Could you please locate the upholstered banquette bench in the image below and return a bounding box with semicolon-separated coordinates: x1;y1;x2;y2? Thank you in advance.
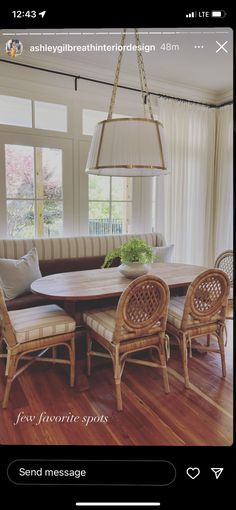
0;233;165;311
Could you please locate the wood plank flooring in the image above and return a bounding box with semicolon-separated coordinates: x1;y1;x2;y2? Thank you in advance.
0;318;233;446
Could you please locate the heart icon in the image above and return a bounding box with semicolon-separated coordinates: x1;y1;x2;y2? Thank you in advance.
186;467;200;479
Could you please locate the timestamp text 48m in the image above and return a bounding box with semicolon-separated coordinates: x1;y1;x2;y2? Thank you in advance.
160;43;180;51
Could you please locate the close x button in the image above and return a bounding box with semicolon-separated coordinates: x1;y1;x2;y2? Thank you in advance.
7;459;176;486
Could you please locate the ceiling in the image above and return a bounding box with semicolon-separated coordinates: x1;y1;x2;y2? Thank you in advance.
0;28;233;101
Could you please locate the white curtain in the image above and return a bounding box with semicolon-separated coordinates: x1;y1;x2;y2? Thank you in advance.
213;105;233;258
155;98;217;266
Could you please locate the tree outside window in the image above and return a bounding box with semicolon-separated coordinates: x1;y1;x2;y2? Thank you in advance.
88;175;132;235
5;144;63;238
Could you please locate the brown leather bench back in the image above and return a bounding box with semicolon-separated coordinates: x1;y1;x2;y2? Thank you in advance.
39;256;109;276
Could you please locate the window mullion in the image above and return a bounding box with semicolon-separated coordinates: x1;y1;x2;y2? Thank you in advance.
109;177;112;234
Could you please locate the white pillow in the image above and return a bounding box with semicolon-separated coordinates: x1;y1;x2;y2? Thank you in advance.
0;247;42;300
153;244;174;263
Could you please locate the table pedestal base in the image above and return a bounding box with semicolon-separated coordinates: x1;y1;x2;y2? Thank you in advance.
64;302;90;391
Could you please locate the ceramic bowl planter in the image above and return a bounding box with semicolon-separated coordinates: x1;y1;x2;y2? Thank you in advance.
118;262;150;279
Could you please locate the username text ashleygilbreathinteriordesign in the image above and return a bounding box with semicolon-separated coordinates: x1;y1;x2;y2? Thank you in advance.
29;43;156;53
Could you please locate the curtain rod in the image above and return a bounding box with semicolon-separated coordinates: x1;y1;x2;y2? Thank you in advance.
0;58;233;109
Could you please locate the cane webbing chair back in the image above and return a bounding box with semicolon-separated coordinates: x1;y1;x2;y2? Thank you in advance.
181;269;230;330
214;250;233;286
113;274;170;343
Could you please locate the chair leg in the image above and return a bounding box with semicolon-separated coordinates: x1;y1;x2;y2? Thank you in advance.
218;334;226;378
69;337;75;387
113;351;123;411
5;348;11;376
159;345;170;393
180;335;190;389
86;332;92;376
0;336;5;355
2;354;17;409
115;378;123;411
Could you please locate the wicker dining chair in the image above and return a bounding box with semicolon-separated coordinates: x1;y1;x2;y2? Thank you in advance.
166;269;230;389
83;274;170;411
0;288;76;408
214;250;233;316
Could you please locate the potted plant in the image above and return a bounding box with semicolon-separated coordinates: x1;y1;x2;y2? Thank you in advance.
102;236;156;278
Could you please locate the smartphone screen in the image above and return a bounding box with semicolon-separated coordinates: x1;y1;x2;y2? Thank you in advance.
0;7;234;509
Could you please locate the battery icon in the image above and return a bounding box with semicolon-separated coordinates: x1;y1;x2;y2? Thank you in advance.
211;10;226;17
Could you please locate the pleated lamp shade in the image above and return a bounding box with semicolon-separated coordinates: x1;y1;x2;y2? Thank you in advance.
85;117;168;177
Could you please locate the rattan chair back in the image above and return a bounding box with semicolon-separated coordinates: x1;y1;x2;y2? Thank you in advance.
214;250;233;286
113;274;170;343
181;269;230;330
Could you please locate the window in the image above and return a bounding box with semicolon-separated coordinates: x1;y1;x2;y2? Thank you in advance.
5;144;63;238
84;109;133;235
34;101;67;132
0;95;67;133
83;109;128;136
83;109;108;136
88;175;132;235
0;95;32;128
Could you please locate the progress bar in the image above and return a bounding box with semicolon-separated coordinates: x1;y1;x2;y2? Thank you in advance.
76;504;160;507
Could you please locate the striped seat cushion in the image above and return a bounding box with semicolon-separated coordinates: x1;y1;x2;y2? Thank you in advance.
9;304;76;344
167;296;185;329
83;308;116;343
168;296;205;329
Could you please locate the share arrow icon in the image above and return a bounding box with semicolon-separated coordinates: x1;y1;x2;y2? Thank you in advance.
211;468;224;479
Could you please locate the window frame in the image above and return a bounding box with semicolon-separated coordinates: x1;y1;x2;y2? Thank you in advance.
0;88;154;238
0;132;74;238
88;174;133;235
0;92;73;138
81;107;153;235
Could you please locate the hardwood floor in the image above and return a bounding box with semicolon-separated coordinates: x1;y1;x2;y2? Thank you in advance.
0;318;233;446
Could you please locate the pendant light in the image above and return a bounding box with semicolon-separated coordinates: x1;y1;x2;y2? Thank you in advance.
86;28;168;177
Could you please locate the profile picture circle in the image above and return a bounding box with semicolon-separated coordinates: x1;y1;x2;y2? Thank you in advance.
6;39;23;57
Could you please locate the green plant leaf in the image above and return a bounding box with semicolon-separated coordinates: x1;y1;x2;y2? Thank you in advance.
102;237;156;268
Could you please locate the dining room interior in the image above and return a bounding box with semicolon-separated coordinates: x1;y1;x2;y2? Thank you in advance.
0;27;233;447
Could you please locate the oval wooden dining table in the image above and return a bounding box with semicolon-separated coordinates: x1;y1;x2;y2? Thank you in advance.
31;262;207;305
31;262;207;390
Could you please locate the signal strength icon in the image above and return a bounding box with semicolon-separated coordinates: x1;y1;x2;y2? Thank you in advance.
186;12;196;17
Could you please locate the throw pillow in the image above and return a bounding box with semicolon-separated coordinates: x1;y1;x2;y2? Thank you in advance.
0;247;42;300
153;244;174;263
